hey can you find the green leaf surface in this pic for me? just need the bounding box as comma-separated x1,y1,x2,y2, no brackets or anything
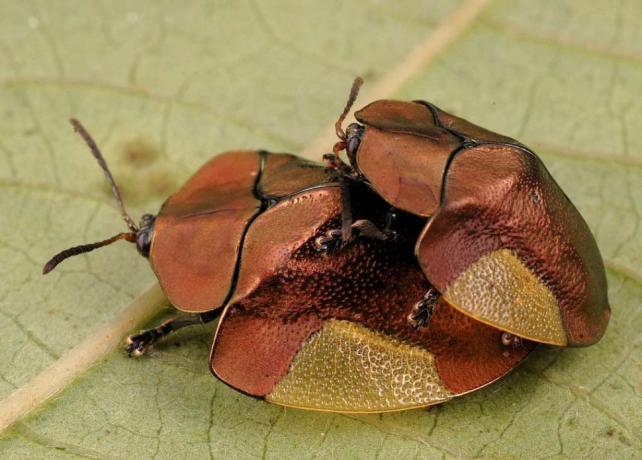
0,1,640,458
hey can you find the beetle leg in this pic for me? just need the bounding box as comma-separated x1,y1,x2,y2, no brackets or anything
351,220,393,241
126,311,220,357
408,288,439,330
322,152,356,243
315,217,398,254
315,217,397,254
314,229,344,254
322,152,352,174
323,155,355,236
501,332,523,348
315,180,398,253
314,169,355,253
338,174,354,242
352,207,401,242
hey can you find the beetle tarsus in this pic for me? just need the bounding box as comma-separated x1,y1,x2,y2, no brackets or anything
314,219,397,254
408,289,439,329
322,152,351,174
125,313,217,357
126,334,150,357
323,150,370,246
314,229,345,254
352,219,396,241
501,332,523,348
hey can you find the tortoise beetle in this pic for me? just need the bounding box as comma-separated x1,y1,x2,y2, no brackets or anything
326,78,610,348
43,118,536,413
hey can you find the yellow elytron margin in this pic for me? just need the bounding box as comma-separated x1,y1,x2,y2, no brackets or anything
443,249,567,346
266,320,453,413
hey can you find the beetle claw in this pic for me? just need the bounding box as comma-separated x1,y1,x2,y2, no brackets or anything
315,229,346,254
408,289,439,330
125,332,154,357
352,219,397,242
323,152,359,180
315,219,399,255
408,304,431,330
501,332,523,348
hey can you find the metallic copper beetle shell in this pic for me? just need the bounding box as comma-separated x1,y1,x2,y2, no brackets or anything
149,150,332,312
147,149,535,412
351,100,610,347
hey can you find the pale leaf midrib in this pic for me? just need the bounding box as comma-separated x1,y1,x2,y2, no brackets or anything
0,284,166,433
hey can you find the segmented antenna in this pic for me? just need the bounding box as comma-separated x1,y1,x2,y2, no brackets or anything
70,118,138,233
43,233,136,274
42,120,138,274
334,76,364,141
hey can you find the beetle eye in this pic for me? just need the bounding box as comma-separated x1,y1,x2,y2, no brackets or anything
345,123,364,164
347,136,360,156
136,214,156,257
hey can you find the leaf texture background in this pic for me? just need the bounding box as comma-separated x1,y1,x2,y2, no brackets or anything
0,0,640,458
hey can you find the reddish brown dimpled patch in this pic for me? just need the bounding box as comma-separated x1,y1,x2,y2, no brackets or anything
424,300,535,393
211,312,323,396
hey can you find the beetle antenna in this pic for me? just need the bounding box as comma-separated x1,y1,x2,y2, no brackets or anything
334,76,364,141
42,120,141,275
69,118,139,233
42,232,136,274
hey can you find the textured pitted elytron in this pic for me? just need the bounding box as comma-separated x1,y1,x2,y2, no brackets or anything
443,249,567,346
266,320,452,412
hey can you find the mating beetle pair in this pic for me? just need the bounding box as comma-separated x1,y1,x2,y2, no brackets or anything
44,79,609,413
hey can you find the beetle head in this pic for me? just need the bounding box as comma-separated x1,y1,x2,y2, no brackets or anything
135,214,155,257
344,122,364,167
42,119,155,274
